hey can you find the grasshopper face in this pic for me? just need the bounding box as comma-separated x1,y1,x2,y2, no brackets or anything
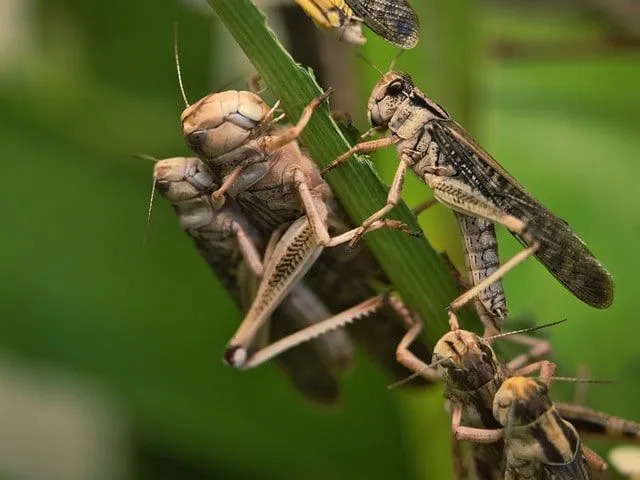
367,71,413,130
433,330,501,392
154,157,215,199
180,91,271,158
493,377,551,427
154,157,221,230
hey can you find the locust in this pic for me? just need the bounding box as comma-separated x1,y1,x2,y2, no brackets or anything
395,310,640,479
294,0,419,48
323,70,614,332
176,68,431,379
488,376,605,479
152,155,356,403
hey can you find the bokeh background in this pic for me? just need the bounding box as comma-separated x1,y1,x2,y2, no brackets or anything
0,0,638,478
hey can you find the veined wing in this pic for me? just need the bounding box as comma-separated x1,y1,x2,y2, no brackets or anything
346,0,419,48
430,119,614,308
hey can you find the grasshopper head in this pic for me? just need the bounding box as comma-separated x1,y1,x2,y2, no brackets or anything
154,157,223,230
154,157,215,201
180,90,272,158
367,71,414,130
433,330,501,392
493,376,551,427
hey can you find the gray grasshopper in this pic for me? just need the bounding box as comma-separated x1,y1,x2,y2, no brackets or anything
323,70,614,331
178,83,431,380
152,156,355,403
294,0,419,48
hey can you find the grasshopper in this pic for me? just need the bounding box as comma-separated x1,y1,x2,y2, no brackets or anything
152,155,357,403
395,311,640,479
323,70,614,331
177,77,430,379
488,376,605,479
294,0,419,48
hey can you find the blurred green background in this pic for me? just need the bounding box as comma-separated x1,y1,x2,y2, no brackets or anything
0,0,638,478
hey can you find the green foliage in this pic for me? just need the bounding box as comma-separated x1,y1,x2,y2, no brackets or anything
0,1,638,479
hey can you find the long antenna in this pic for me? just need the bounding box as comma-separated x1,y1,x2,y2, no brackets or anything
174,23,189,107
131,153,160,246
387,355,449,390
143,173,158,246
388,49,405,71
354,52,384,76
485,318,568,342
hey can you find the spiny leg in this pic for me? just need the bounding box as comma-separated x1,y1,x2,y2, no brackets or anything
241,294,387,370
426,175,540,314
225,217,324,367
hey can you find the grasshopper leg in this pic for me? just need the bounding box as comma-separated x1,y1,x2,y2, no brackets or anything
262,89,333,154
425,174,540,315
394,318,440,382
321,135,397,175
237,294,388,370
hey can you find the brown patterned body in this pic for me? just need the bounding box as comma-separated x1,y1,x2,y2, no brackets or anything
454,213,507,325
154,157,351,403
364,71,613,313
495,377,591,480
181,89,431,380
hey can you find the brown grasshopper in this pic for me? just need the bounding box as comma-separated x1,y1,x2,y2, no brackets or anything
395,312,639,479
323,70,614,331
152,155,356,403
177,76,430,379
294,0,419,49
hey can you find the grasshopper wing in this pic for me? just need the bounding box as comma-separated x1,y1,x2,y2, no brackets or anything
430,120,614,308
347,0,419,48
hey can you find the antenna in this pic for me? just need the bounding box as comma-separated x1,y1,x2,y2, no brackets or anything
387,355,450,390
485,318,568,342
388,49,405,71
174,23,189,107
143,173,158,246
354,52,384,76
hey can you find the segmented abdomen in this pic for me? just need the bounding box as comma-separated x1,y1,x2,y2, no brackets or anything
454,212,508,325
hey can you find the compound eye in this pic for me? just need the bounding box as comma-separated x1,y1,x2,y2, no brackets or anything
185,130,208,154
387,80,404,96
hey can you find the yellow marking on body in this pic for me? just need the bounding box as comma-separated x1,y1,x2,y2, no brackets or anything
295,0,355,29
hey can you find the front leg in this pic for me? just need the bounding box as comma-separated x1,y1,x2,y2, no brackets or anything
451,403,504,443
290,167,414,248
394,318,440,383
262,89,333,154
321,135,398,175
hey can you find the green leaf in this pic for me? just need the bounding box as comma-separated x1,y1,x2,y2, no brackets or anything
206,0,475,345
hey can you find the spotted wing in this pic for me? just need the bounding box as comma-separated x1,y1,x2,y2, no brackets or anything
347,0,419,48
430,119,614,308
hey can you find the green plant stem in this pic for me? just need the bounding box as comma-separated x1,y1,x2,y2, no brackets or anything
207,0,473,346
